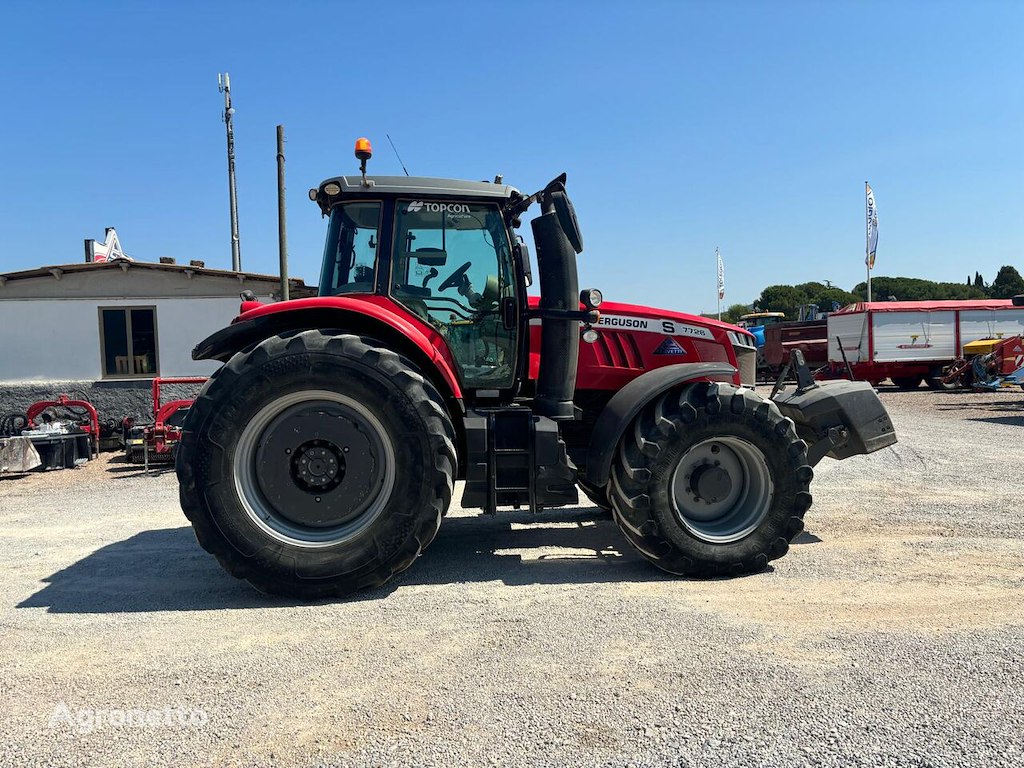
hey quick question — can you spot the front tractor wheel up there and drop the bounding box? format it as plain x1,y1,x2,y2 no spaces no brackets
609,382,812,577
176,331,456,599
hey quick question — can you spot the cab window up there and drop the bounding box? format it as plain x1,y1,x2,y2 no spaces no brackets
319,202,381,296
392,200,517,390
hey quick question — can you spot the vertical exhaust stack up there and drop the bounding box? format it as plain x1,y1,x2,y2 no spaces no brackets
532,184,581,420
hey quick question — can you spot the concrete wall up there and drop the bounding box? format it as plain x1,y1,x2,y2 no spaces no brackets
0,266,287,422
0,296,256,381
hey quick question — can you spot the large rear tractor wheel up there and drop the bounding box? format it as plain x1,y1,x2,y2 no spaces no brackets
609,382,812,577
176,330,456,599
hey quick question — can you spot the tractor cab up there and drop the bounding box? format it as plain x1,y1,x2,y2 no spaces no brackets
312,177,524,390
308,145,592,417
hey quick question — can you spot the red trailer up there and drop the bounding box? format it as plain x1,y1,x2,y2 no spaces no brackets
763,318,829,376
824,299,1023,389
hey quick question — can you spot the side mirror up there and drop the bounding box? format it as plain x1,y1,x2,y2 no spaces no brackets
550,188,584,255
542,175,584,255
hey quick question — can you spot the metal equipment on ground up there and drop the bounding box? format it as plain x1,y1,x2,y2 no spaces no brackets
125,377,207,469
1,394,99,470
175,139,898,599
942,335,1024,391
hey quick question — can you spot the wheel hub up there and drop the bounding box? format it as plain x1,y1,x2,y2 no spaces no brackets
292,441,345,492
669,437,773,543
234,390,396,547
690,463,732,503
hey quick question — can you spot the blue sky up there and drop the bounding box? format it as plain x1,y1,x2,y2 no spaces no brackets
1,1,1021,313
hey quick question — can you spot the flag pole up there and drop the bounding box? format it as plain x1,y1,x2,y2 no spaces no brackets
716,247,721,320
865,181,872,303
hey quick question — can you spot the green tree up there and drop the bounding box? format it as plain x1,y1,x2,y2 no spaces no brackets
852,276,987,301
754,285,811,320
794,282,859,312
989,265,1024,299
721,303,752,324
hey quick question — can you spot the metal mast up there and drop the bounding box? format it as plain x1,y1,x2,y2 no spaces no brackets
218,73,242,272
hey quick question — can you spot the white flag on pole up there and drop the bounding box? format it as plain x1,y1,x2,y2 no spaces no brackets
865,184,879,269
716,248,725,300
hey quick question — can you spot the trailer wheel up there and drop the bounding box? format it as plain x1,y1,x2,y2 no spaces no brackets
925,375,958,391
609,382,812,577
891,375,924,390
176,330,456,599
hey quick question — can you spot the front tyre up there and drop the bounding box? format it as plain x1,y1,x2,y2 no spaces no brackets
577,477,612,513
176,331,456,599
609,382,812,577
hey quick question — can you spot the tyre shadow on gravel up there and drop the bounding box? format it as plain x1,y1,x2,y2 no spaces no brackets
18,527,287,613
372,507,776,597
104,455,177,478
934,398,1024,426
19,507,780,611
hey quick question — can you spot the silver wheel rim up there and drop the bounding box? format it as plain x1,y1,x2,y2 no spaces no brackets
234,390,396,549
669,436,773,543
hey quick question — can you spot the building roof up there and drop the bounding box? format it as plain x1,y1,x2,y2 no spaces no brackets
0,260,316,301
0,260,307,287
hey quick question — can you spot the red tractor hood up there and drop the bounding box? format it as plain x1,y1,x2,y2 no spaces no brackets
527,297,753,390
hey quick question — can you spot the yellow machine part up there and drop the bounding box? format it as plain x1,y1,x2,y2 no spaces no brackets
962,337,1002,356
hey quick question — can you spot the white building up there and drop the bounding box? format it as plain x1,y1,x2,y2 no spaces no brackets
0,261,310,419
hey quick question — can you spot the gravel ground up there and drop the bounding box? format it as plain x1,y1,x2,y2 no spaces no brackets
1,386,1022,767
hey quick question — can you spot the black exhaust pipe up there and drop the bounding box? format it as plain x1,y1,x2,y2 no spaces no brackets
531,190,580,420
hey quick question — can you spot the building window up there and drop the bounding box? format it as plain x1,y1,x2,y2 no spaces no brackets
99,307,159,377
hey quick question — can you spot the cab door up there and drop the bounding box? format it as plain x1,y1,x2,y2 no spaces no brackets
391,200,518,391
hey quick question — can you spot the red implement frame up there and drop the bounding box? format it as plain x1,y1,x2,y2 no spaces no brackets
25,395,100,458
148,377,207,456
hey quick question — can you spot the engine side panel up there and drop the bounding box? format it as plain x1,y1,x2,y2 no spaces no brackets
527,300,752,391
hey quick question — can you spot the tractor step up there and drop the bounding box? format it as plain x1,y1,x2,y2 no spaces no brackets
462,407,578,514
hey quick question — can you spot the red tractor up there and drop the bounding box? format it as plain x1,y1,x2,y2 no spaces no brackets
177,140,897,598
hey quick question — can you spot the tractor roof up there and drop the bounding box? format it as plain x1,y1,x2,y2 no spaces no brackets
311,175,520,214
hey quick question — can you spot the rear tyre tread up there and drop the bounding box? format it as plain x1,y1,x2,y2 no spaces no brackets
177,330,455,600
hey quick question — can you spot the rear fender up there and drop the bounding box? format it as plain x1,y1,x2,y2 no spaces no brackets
192,302,464,405
584,363,737,487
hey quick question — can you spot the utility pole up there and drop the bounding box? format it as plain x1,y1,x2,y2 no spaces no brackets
276,125,289,301
218,73,242,272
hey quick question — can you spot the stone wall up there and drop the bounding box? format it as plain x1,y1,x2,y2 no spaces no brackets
0,379,207,426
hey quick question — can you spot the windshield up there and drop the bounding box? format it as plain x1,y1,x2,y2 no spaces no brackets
318,202,381,296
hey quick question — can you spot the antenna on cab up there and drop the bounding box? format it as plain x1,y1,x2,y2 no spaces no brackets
386,133,410,176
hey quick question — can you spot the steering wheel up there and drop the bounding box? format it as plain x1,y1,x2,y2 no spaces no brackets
438,261,472,292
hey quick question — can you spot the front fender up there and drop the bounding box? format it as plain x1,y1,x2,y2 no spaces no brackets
584,362,737,487
192,299,464,403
